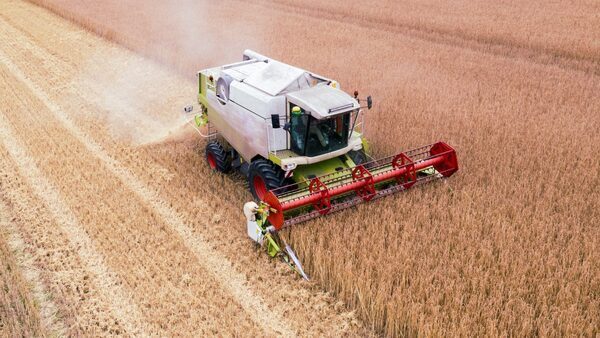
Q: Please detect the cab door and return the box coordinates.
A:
[288,102,309,156]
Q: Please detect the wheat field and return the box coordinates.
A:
[2,0,599,336]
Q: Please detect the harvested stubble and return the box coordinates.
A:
[0,209,44,337]
[20,0,600,336]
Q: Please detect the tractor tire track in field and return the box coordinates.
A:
[0,47,296,337]
[249,0,600,75]
[0,102,144,334]
[0,109,149,336]
[0,199,66,336]
[0,66,261,336]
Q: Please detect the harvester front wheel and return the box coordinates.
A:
[205,141,231,173]
[248,159,284,200]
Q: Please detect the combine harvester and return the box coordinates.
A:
[188,50,458,279]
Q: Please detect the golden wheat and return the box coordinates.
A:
[267,0,600,66]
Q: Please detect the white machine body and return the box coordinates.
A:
[198,50,363,164]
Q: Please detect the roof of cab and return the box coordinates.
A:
[286,84,360,119]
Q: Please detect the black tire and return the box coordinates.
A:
[348,149,368,165]
[205,141,231,173]
[248,159,285,200]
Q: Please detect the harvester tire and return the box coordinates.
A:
[248,159,285,200]
[205,141,231,173]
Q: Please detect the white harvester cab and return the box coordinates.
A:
[195,50,372,199]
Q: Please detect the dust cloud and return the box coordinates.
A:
[56,0,265,145]
[72,52,193,146]
[67,0,214,146]
[67,0,264,146]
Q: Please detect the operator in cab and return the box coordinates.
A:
[290,105,329,155]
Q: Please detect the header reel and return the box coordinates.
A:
[263,142,458,230]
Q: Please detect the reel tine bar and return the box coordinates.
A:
[308,177,331,215]
[351,165,376,201]
[392,153,417,189]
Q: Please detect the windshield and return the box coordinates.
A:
[290,113,350,157]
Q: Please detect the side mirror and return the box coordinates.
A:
[283,123,291,132]
[271,114,281,128]
[367,96,373,110]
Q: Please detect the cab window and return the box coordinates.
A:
[290,111,309,155]
[305,114,350,156]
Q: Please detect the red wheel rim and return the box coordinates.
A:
[253,176,268,199]
[207,153,217,170]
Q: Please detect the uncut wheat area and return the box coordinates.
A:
[16,0,600,336]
